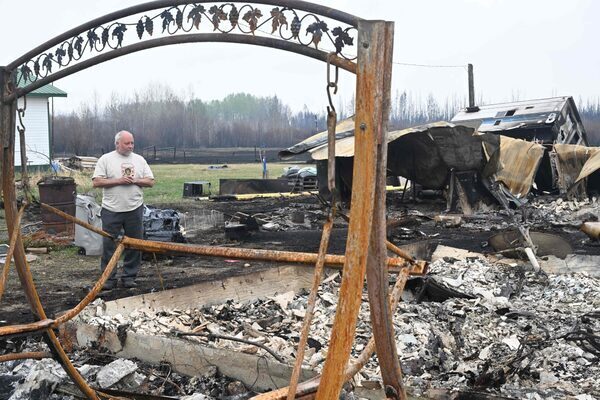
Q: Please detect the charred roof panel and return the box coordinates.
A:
[451,96,588,146]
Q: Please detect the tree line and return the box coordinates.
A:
[53,85,600,156]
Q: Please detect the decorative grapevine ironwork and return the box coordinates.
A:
[11,2,357,89]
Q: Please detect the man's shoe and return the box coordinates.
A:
[122,279,137,288]
[102,280,116,291]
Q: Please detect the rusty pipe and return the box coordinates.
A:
[40,202,418,272]
[0,319,54,337]
[365,20,406,400]
[0,351,51,363]
[0,244,124,337]
[54,244,124,326]
[385,241,414,263]
[287,216,334,400]
[40,203,113,239]
[0,203,26,301]
[120,236,412,270]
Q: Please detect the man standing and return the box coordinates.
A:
[93,130,154,290]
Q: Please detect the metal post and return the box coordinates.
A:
[316,20,396,400]
[468,63,476,110]
[365,21,407,399]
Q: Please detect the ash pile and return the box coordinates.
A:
[71,250,600,399]
[0,339,250,399]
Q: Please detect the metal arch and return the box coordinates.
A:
[0,4,403,400]
[7,0,360,71]
[4,0,360,99]
[3,34,356,102]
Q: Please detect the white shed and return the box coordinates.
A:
[15,83,67,168]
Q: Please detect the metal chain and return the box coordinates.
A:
[16,95,34,202]
[325,53,340,207]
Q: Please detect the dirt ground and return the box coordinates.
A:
[1,192,598,325]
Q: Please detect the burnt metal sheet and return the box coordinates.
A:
[575,148,600,184]
[481,134,545,199]
[451,96,588,146]
[312,121,484,191]
[310,121,457,160]
[387,123,483,190]
[278,117,355,159]
[553,144,600,196]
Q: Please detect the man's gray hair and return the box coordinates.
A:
[114,130,133,145]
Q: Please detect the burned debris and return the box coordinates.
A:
[4,94,600,399]
[1,0,599,398]
[279,97,600,215]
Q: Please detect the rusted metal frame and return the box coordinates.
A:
[346,268,409,380]
[0,351,52,363]
[0,203,27,301]
[41,201,418,272]
[385,240,415,264]
[249,268,413,400]
[365,21,406,400]
[287,216,334,400]
[54,243,125,325]
[0,74,99,399]
[337,210,418,266]
[7,0,360,71]
[5,34,356,102]
[0,319,54,338]
[121,236,409,269]
[40,202,113,239]
[0,243,124,338]
[315,20,385,400]
[42,201,427,275]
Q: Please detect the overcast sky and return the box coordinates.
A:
[1,0,599,114]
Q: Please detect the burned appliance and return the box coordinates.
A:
[143,205,185,243]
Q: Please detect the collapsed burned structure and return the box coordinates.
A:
[281,98,600,213]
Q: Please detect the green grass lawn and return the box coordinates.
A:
[143,162,293,204]
[26,162,297,206]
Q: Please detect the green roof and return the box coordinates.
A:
[28,84,68,98]
[17,71,67,98]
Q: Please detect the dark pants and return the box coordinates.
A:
[101,205,144,282]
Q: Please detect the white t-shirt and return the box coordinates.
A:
[93,151,154,212]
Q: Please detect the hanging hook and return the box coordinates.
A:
[326,52,339,114]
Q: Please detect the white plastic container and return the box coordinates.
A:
[74,195,103,256]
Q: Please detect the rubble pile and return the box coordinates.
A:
[73,253,600,399]
[223,203,332,235]
[0,339,244,399]
[528,197,599,228]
